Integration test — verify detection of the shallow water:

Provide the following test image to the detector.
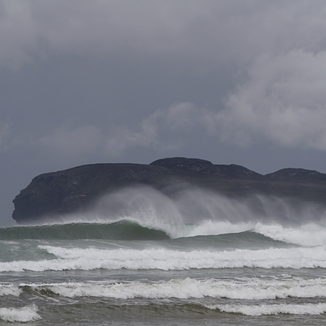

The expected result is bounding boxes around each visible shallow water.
[0,218,325,325]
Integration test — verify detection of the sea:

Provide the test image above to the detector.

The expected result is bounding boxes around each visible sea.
[1,187,326,325]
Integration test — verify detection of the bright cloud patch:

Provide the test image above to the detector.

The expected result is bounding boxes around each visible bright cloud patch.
[214,50,326,150]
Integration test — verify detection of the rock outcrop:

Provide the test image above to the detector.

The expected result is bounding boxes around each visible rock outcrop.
[12,157,326,223]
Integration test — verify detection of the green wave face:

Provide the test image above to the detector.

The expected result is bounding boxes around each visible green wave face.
[168,231,293,250]
[0,221,170,241]
[0,221,294,252]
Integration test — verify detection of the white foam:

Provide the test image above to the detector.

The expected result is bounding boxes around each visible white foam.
[0,284,21,296]
[0,244,325,272]
[186,220,254,237]
[24,277,326,300]
[213,303,326,316]
[0,304,41,322]
[255,222,326,247]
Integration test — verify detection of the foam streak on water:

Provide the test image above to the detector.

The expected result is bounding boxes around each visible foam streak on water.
[0,241,324,272]
[214,303,326,316]
[22,277,326,300]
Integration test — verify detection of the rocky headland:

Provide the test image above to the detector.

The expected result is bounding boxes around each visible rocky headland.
[12,157,326,224]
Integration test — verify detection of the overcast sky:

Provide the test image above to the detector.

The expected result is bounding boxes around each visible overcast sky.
[1,0,326,225]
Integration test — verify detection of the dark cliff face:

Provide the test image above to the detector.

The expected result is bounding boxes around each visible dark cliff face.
[12,163,170,223]
[265,168,326,183]
[12,157,326,224]
[151,157,214,172]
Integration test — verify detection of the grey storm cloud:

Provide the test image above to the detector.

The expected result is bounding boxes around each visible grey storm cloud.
[0,122,9,148]
[2,0,326,225]
[214,50,326,150]
[39,124,103,157]
[1,1,326,68]
[106,102,206,156]
[1,0,326,156]
[39,102,208,158]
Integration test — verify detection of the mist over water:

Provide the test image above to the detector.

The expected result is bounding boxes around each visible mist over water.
[65,185,326,243]
[9,185,322,249]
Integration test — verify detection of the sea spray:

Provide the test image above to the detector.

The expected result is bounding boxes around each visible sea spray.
[21,186,326,241]
[92,186,184,238]
[90,187,326,237]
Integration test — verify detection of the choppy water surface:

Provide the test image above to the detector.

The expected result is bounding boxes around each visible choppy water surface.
[2,190,326,325]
